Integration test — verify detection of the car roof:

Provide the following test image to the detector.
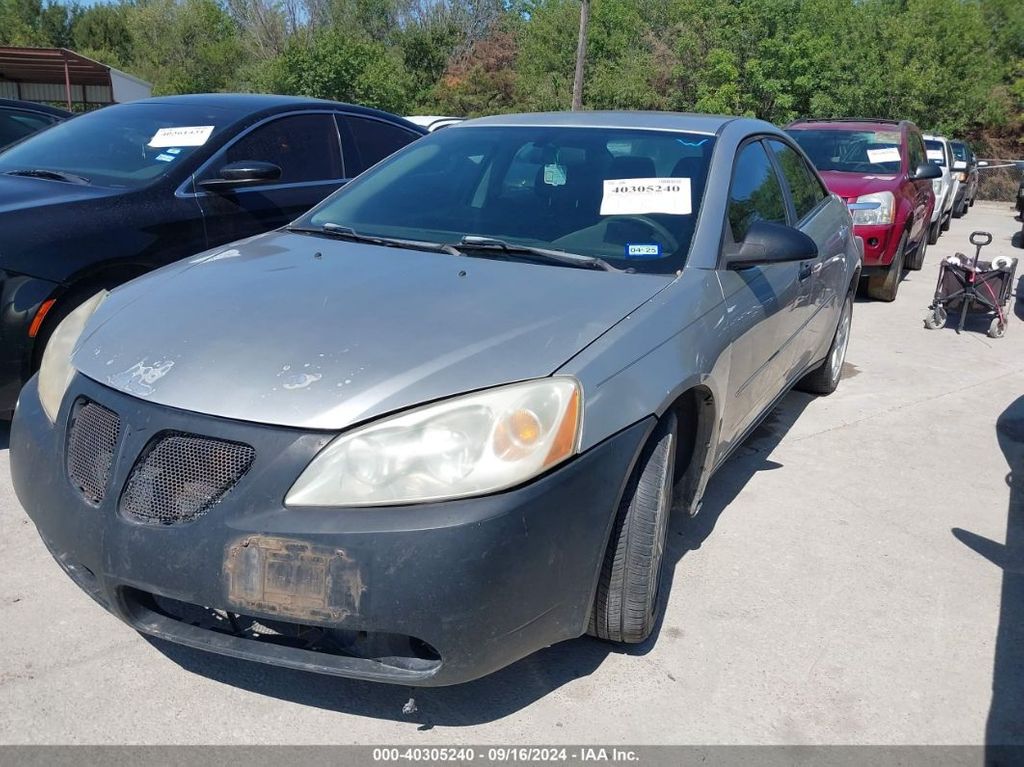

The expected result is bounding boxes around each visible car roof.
[922,133,949,142]
[138,93,425,130]
[787,118,910,133]
[0,98,72,118]
[456,111,737,136]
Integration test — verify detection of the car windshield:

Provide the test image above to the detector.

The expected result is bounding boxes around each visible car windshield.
[0,102,231,188]
[299,125,716,274]
[788,128,903,174]
[925,140,947,166]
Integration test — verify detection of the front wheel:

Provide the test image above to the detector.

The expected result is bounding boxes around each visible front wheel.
[924,306,947,329]
[797,292,853,395]
[588,412,676,644]
[867,231,906,301]
[928,218,940,245]
[906,233,927,271]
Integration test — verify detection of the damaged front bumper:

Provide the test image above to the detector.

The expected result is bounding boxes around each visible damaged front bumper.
[11,373,652,686]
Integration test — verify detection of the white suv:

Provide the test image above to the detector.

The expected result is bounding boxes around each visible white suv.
[923,134,958,244]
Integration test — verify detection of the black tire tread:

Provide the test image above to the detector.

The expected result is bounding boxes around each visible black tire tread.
[588,412,676,644]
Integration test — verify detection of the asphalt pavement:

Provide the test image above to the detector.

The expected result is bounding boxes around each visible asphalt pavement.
[1,201,1022,745]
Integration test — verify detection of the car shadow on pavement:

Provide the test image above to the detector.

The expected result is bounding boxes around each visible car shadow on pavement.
[951,395,1024,750]
[0,420,9,451]
[148,390,813,727]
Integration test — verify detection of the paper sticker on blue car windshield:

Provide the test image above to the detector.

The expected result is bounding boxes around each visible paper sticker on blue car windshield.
[155,153,175,162]
[601,178,691,215]
[626,243,662,259]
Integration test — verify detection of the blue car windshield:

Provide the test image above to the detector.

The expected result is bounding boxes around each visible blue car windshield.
[788,129,903,174]
[302,125,716,274]
[0,102,230,188]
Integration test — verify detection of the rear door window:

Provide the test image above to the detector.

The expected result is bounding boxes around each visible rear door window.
[767,140,828,221]
[727,141,788,241]
[343,115,422,176]
[222,113,343,184]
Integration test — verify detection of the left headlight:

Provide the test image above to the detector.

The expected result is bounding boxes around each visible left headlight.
[37,290,107,424]
[286,377,582,507]
[849,191,895,225]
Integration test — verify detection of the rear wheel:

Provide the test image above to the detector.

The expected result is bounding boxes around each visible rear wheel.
[867,231,906,302]
[928,218,940,245]
[588,412,676,644]
[941,211,951,232]
[797,292,853,395]
[988,317,1006,338]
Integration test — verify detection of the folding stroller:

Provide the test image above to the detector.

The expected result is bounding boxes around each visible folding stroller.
[924,231,1017,338]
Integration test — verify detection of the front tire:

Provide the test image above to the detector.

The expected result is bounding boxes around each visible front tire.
[588,412,676,644]
[867,231,906,301]
[797,291,853,395]
[928,219,940,245]
[906,233,927,271]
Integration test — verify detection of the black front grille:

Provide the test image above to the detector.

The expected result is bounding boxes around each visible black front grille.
[66,400,121,505]
[119,433,255,525]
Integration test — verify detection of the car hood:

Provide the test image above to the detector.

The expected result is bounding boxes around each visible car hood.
[0,173,114,214]
[74,231,670,430]
[819,170,901,202]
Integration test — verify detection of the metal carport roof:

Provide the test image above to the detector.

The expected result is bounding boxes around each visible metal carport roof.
[0,47,152,108]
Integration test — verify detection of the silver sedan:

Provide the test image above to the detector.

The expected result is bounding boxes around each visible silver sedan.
[11,112,861,686]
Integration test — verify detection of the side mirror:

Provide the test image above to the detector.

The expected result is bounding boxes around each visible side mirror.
[198,160,282,191]
[910,162,942,181]
[953,160,967,171]
[727,220,818,270]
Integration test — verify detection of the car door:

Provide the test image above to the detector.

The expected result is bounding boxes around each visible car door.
[766,138,845,373]
[194,112,347,247]
[718,139,806,444]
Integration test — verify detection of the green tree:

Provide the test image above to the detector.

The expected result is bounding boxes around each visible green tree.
[252,30,412,112]
[126,0,246,94]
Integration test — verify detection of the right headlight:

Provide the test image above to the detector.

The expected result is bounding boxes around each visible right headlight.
[286,377,582,507]
[849,191,895,225]
[37,290,107,424]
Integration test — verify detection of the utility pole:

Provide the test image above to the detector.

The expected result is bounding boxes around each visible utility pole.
[571,0,589,111]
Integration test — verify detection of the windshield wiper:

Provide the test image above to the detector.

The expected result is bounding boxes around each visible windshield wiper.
[287,223,462,256]
[453,235,616,272]
[4,168,90,185]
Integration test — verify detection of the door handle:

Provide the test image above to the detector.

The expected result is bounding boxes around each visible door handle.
[799,261,812,281]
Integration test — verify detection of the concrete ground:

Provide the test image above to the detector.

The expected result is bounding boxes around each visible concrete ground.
[1,202,1022,745]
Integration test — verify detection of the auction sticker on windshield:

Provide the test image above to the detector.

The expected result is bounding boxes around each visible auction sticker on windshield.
[148,126,215,148]
[601,177,692,216]
[866,147,900,164]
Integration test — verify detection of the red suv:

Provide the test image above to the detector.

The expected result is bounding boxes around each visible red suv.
[787,119,941,301]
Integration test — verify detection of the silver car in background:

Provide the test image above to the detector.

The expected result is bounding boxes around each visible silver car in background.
[924,133,958,237]
[11,112,861,686]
